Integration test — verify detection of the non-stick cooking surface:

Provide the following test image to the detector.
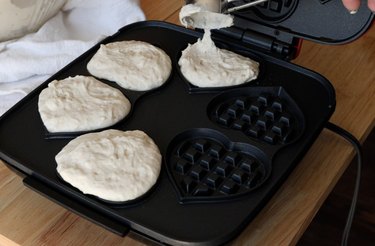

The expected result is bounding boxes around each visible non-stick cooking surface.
[0,21,335,246]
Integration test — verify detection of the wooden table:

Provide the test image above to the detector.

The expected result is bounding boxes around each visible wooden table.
[1,1,374,245]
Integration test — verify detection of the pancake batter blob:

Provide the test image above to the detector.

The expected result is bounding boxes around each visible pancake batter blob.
[87,40,172,91]
[38,75,131,133]
[179,30,259,88]
[56,129,162,202]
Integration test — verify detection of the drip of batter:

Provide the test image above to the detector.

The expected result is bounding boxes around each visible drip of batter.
[178,3,259,88]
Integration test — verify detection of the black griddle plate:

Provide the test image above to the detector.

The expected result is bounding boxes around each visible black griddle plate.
[0,21,335,246]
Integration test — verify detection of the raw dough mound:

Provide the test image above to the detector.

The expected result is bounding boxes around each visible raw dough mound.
[87,40,172,91]
[56,129,162,202]
[178,30,259,88]
[38,75,131,133]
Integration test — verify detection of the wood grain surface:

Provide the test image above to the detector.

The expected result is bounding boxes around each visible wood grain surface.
[1,1,374,245]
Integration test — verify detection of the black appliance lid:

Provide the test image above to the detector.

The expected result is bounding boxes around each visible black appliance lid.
[228,0,373,44]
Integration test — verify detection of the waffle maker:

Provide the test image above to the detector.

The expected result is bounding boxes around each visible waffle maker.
[0,1,373,245]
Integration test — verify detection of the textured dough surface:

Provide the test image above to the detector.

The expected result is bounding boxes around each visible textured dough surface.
[178,30,259,88]
[87,40,172,91]
[38,75,131,133]
[56,130,162,202]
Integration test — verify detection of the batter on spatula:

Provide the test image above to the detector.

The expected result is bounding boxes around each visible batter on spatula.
[178,3,259,88]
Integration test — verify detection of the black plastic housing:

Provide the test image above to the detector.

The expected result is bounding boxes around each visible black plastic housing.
[220,0,374,59]
[0,21,336,245]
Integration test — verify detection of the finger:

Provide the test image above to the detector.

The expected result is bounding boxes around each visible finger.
[342,0,361,13]
[368,0,375,12]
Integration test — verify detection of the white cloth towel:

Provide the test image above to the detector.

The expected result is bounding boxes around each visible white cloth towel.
[0,0,145,116]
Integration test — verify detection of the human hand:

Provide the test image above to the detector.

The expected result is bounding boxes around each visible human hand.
[342,0,375,14]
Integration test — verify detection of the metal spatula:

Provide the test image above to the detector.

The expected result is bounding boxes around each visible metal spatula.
[184,0,268,13]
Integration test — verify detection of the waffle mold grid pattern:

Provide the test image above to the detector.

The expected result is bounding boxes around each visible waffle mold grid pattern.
[208,87,305,145]
[166,86,304,203]
[166,129,271,203]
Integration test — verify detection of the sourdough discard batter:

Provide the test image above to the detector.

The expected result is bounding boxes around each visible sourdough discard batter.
[178,3,259,88]
[87,40,172,91]
[56,130,162,202]
[178,30,259,87]
[38,76,131,133]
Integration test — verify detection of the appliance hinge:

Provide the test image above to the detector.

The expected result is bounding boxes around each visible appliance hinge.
[217,26,299,60]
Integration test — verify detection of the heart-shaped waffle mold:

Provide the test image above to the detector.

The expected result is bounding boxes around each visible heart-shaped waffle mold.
[166,129,271,203]
[208,87,305,145]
